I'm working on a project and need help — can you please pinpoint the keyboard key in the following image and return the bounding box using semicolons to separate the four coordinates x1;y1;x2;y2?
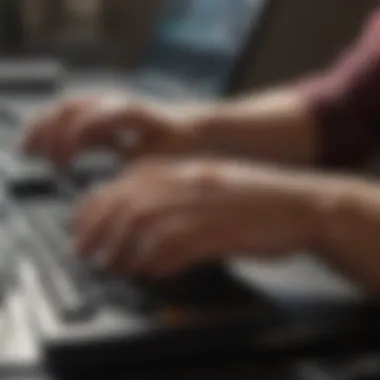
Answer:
86;261;114;283
71;153;119;188
19;200;161;317
84;261;159;315
46;202;73;234
8;176;59;198
3;152;52;180
103;279;159;315
42;260;96;321
5;152;118;198
2;153;58;197
18;225;96;321
18;202;97;321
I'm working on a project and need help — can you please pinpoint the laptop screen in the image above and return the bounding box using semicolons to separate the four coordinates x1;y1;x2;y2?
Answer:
139;0;270;95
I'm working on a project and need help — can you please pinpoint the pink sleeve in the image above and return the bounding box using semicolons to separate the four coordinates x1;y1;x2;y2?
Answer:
300;8;380;166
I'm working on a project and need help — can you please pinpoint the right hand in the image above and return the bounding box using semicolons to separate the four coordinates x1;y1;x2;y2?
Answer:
22;95;200;165
73;158;318;277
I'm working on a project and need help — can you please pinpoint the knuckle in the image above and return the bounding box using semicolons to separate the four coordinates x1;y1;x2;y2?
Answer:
148;234;171;256
58;101;76;116
51;102;70;121
156;226;186;252
128;205;156;230
182;161;221;192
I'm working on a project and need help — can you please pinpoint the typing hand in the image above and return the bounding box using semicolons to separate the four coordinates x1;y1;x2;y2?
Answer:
74;159;317;278
22;95;199;166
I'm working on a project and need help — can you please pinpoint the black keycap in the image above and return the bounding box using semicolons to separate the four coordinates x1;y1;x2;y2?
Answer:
85;261;159;315
4;154;58;197
103;278;160;315
8;176;59;198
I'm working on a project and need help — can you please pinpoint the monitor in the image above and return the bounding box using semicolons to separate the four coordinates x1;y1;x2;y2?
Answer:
137;0;272;95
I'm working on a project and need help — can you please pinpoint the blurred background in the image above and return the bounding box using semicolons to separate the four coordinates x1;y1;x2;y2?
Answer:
0;0;263;96
0;0;376;97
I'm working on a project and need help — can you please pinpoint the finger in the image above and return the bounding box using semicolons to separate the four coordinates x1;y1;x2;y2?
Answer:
103;210;133;271
138;218;224;278
131;217;193;275
107;206;168;273
47;99;95;165
113;130;153;160
66;104;162;159
22;99;91;159
153;247;212;279
22;108;55;155
75;191;120;257
74;179;113;224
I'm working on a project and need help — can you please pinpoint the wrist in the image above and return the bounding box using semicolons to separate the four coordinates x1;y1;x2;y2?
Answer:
310;178;375;251
224;164;326;252
281;174;365;253
305;176;380;291
186;102;228;154
270;171;327;252
241;168;337;253
188;89;317;164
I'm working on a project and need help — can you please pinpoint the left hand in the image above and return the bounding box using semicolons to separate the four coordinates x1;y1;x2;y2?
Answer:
74;159;316;278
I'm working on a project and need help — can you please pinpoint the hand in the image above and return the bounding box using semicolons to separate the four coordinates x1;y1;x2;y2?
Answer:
22;95;199;165
74;159;317;278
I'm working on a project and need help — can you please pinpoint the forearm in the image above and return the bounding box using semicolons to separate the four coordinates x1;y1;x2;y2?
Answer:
191;87;320;165
301;173;380;292
237;166;380;292
191;9;380;168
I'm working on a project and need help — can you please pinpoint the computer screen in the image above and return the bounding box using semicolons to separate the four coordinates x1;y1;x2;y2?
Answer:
139;0;270;94
0;0;271;97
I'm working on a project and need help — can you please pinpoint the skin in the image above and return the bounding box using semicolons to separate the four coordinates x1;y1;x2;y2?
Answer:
21;91;380;292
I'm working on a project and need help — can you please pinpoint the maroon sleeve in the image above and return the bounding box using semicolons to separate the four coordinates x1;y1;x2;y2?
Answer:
300;9;380;167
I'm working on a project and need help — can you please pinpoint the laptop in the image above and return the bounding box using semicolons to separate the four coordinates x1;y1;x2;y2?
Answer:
125;0;273;99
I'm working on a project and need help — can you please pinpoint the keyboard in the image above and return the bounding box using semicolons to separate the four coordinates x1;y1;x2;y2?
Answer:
5;149;380;378
3;150;282;373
